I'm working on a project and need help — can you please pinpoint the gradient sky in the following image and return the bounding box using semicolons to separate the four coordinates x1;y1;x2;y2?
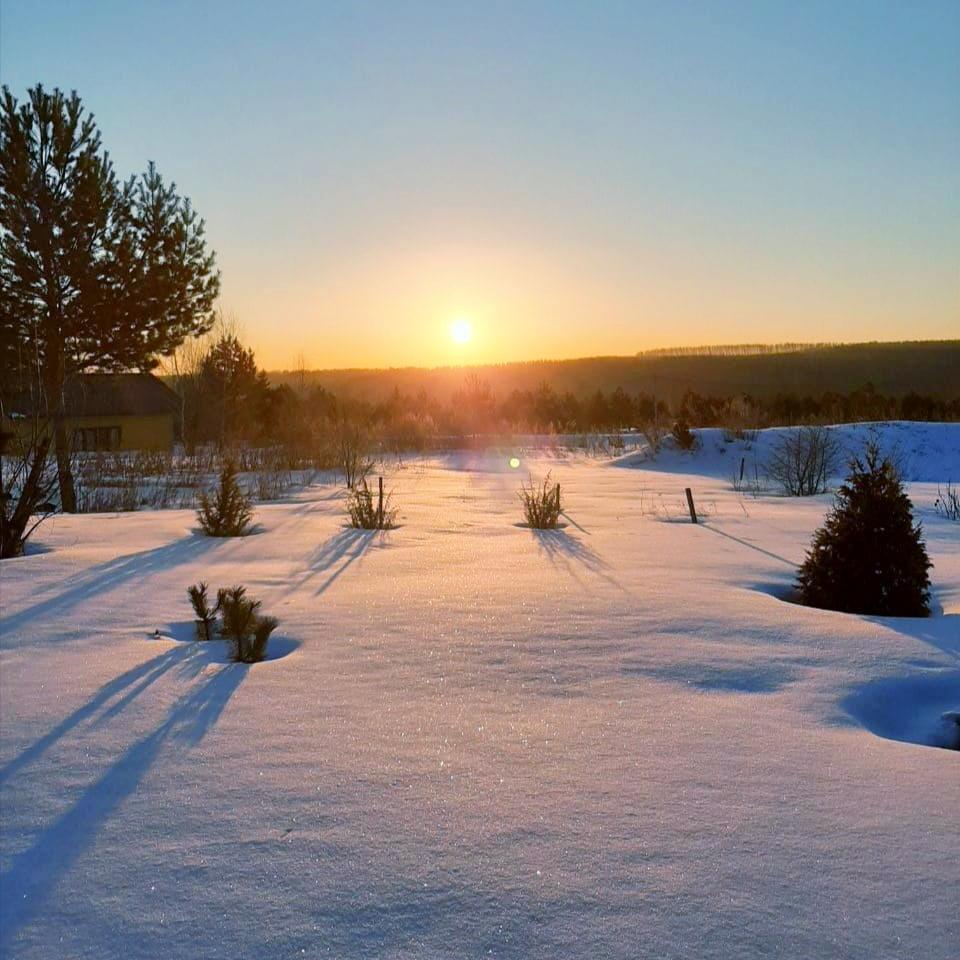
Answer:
2;0;958;369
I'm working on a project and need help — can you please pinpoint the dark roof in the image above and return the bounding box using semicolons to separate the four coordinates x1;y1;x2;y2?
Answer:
4;374;180;418
64;374;181;417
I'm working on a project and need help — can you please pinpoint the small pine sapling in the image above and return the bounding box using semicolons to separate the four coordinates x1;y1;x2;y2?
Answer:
519;473;563;529
218;584;277;663
197;461;254;537
219;584;260;637
249;616;279;664
187;581;220;641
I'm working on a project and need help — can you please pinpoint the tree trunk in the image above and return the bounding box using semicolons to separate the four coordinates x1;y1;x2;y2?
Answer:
42;346;78;513
53;416;77;513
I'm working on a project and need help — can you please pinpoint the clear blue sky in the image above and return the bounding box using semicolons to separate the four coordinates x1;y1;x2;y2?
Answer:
2;0;958;368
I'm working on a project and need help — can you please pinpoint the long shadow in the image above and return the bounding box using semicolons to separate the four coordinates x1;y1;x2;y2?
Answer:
281;527;377;598
559;510;590;534
1;533;216;641
700;522;800;568
532;529;623;590
624;658;800;694
270;493;341;533
0;647;186;787
0;656;245;949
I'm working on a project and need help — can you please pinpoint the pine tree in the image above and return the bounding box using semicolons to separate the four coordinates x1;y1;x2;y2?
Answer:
197;335;271;447
0;85;219;511
197;462;253;537
797;445;931;616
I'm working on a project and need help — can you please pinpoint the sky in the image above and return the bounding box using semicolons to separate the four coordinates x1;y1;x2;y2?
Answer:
2;0;958;370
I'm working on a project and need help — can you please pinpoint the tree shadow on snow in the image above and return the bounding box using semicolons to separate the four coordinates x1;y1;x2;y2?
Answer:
530;529;623;591
280;527;380;598
623;659;799;694
0;649;246;950
699;522;800;568
0;533;218;641
0;646;187;787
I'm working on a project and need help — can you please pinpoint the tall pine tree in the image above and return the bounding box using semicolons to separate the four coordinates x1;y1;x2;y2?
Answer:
0;85;219;510
797;445;932;616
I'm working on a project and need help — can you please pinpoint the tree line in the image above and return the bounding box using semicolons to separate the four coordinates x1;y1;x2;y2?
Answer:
166;333;960;454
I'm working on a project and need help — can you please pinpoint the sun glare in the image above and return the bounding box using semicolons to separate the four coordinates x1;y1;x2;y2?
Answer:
450;317;473;344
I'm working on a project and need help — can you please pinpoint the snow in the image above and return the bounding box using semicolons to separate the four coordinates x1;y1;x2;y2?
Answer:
1;422;958;959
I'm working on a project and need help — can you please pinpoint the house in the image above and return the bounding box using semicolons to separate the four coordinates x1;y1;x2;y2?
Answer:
2;373;181;453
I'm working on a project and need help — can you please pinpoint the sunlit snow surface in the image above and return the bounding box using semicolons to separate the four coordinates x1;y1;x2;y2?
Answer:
1;423;958;959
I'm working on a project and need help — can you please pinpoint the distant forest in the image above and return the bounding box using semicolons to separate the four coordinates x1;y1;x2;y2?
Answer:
270;340;960;408
156;338;959;453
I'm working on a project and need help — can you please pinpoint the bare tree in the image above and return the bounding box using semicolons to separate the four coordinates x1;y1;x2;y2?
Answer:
0;411;60;558
336;418;373;489
641;418;667;456
293;353;309;398
158;310;240;451
766;426;840;496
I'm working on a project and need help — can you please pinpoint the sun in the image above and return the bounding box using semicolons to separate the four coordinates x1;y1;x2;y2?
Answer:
450;317;473;344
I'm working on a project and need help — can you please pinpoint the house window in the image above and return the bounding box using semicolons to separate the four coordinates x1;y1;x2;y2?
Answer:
71;426;122;452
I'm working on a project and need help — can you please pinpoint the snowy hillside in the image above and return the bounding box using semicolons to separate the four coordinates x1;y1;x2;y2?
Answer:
614;420;960;482
1;423;958;958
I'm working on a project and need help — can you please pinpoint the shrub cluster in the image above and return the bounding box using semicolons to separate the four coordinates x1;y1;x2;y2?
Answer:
934;481;959;522
346;477;396;530
671;419;697;451
766;426;839;496
187;581;278;662
519;474;563;529
797;445;932;616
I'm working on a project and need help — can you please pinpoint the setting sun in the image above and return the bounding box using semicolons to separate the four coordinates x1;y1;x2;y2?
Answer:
450;317;473;344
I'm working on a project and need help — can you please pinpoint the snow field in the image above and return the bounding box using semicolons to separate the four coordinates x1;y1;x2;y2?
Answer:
1;423;957;958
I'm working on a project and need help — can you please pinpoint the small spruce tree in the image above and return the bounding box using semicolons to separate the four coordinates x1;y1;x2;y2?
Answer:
797;445;932;616
197;461;253;536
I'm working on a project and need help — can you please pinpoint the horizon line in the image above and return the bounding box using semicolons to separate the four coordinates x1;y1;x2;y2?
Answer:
264;337;959;375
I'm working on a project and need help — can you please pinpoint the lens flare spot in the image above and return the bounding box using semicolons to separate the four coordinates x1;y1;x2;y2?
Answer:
509;457;521;469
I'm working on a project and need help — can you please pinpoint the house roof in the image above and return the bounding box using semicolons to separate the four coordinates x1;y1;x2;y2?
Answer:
4;374;181;418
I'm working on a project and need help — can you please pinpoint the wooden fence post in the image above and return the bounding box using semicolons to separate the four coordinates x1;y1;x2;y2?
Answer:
377;476;384;528
685;487;698;524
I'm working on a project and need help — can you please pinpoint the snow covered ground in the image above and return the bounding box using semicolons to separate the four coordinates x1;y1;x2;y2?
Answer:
1;423;958;959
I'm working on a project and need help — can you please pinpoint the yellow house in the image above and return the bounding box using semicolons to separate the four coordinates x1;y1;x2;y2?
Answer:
4;373;181;453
